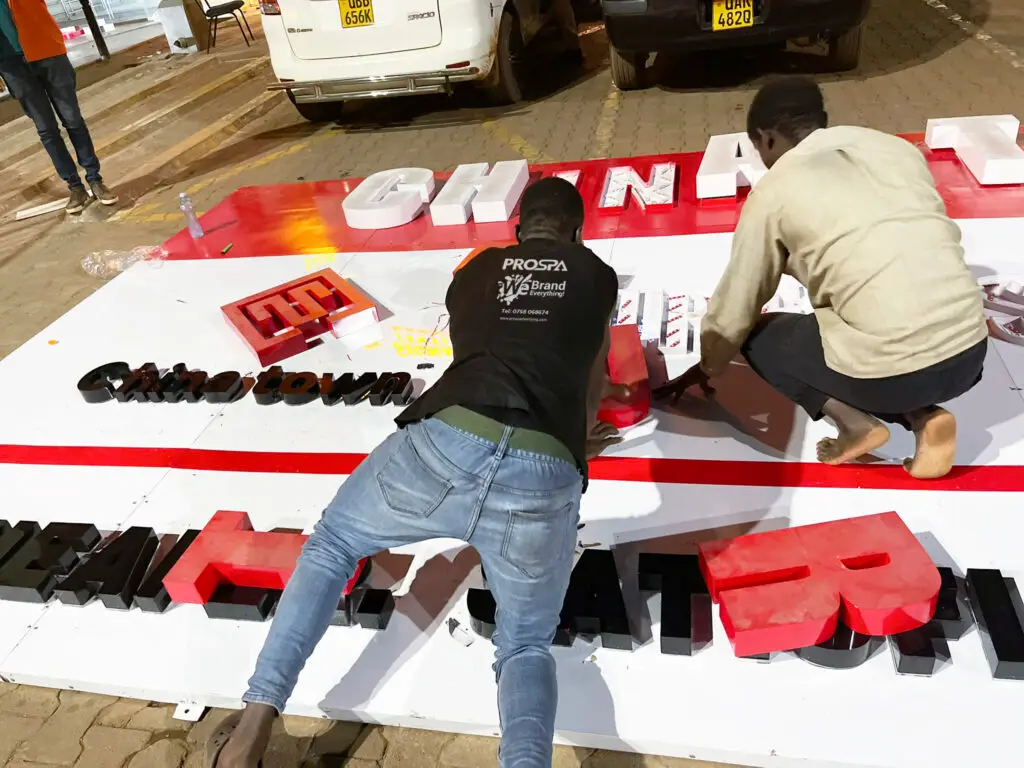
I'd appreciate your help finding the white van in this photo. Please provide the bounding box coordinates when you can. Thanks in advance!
[259,0,589,121]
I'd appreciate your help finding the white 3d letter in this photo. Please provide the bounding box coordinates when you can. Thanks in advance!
[430,160,530,226]
[342,168,435,229]
[599,163,676,210]
[925,115,1024,186]
[696,133,768,199]
[554,169,582,187]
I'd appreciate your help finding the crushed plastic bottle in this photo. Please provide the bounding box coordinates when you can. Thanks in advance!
[81,245,168,279]
[179,192,204,239]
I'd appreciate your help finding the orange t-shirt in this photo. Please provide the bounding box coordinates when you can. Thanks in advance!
[9,0,66,62]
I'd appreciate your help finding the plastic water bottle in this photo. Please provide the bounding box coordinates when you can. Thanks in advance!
[179,192,204,239]
[81,246,167,279]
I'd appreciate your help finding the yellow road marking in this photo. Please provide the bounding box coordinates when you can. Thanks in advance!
[592,85,621,159]
[481,120,556,164]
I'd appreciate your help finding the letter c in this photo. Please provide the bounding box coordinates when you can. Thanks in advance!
[78,362,132,404]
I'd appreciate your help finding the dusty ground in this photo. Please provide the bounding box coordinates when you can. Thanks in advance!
[1,0,1022,765]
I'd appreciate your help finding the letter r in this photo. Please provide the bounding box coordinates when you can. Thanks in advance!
[698,512,941,656]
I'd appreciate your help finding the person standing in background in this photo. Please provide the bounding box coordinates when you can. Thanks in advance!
[0,0,117,214]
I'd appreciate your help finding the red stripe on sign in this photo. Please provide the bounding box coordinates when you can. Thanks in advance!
[1,444,1021,492]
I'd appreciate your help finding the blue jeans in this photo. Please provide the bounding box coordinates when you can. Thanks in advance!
[0,54,101,190]
[244,417,583,768]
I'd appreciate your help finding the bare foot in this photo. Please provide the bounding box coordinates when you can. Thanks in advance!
[212,706,275,768]
[816,422,890,465]
[817,398,890,465]
[904,408,957,479]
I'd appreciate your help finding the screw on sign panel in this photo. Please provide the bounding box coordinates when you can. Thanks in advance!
[220,269,379,366]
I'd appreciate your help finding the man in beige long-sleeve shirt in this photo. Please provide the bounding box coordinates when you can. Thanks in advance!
[657,77,988,479]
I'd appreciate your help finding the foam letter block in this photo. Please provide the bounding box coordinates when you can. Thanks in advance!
[925,115,1024,186]
[221,269,379,366]
[430,161,529,226]
[980,280,1024,316]
[598,163,676,213]
[698,512,941,657]
[696,133,768,199]
[638,291,664,344]
[597,324,651,429]
[342,167,436,230]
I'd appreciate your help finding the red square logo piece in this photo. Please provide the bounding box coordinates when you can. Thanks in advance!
[699,512,941,657]
[221,269,378,366]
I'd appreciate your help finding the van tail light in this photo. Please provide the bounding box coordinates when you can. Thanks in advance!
[260,0,281,14]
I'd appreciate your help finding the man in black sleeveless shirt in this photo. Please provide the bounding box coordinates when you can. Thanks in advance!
[215,178,622,768]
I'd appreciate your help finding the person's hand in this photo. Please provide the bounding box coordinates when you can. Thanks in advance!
[586,421,622,459]
[653,363,715,403]
[602,378,632,402]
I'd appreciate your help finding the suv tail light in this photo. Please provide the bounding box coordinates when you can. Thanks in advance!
[260,0,281,14]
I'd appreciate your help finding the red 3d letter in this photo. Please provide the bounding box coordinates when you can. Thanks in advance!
[597,323,650,429]
[163,511,365,604]
[699,512,940,657]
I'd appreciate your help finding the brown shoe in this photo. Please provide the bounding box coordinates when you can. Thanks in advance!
[89,181,119,206]
[66,187,90,215]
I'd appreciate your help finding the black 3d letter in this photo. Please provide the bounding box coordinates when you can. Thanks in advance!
[253,366,286,405]
[78,362,131,403]
[133,530,201,612]
[202,371,247,404]
[204,585,280,621]
[797,621,877,670]
[0,521,41,569]
[0,523,101,602]
[368,372,414,406]
[56,527,159,609]
[354,588,395,630]
[557,549,632,650]
[321,372,378,406]
[114,363,160,403]
[966,568,1024,680]
[638,553,712,656]
[467,588,497,640]
[280,372,320,406]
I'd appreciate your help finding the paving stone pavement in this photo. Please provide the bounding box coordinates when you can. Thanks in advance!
[0,682,737,767]
[1,1,1023,766]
